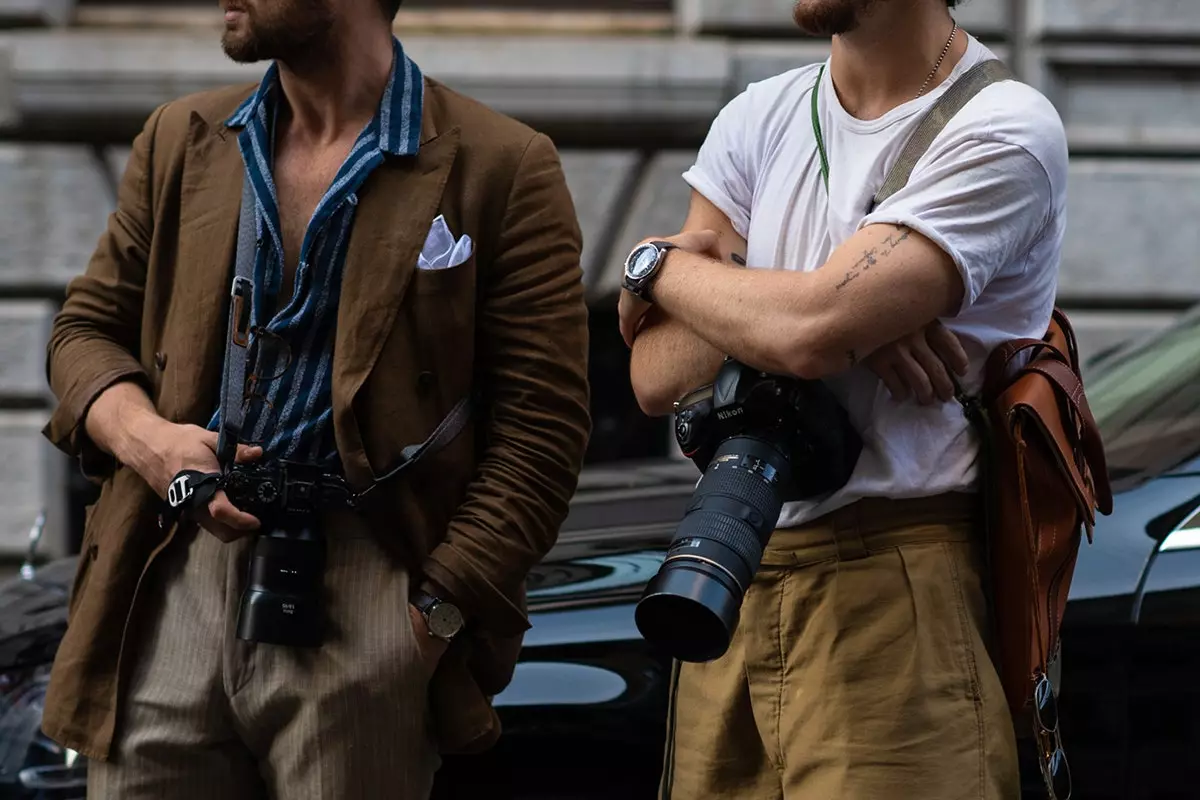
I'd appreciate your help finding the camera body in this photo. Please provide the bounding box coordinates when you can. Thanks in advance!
[225,461,351,649]
[636,359,862,663]
[223,460,352,524]
[674,360,860,503]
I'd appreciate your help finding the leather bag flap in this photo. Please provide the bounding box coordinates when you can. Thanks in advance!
[986,337,1114,537]
[993,355,1113,537]
[1002,375,1098,534]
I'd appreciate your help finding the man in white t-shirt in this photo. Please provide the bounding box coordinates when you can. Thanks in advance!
[618,0,1068,798]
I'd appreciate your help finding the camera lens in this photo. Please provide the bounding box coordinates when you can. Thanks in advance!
[635,436,791,663]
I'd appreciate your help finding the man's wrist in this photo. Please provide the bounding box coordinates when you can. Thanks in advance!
[415,580,460,613]
[115,408,173,477]
[651,247,684,310]
[414,580,469,641]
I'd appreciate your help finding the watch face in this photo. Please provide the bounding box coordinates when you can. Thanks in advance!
[427,602,464,640]
[627,244,661,281]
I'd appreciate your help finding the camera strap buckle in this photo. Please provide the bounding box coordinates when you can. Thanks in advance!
[158,469,223,530]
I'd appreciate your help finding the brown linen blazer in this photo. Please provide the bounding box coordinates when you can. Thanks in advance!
[40,76,592,761]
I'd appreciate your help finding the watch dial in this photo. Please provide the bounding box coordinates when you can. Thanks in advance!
[428,603,464,639]
[628,245,660,280]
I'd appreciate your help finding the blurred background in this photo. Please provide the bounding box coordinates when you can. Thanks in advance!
[0,0,1196,574]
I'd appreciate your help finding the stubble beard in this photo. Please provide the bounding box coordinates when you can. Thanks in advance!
[792,0,879,37]
[221,0,336,65]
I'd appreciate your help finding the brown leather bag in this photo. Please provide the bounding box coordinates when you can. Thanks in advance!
[960,307,1114,722]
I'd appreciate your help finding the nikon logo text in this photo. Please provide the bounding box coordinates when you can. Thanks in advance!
[716,408,744,421]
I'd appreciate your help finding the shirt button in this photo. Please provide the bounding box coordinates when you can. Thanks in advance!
[416,371,435,393]
[154,352,168,371]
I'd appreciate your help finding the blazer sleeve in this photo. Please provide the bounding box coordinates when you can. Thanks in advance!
[420,132,592,637]
[42,104,167,481]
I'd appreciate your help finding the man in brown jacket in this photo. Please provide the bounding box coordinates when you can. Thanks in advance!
[40,0,591,796]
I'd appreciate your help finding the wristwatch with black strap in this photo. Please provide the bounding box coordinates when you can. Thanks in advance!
[622,240,677,302]
[412,590,466,643]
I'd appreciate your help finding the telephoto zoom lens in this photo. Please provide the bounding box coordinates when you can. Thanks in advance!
[636,436,792,663]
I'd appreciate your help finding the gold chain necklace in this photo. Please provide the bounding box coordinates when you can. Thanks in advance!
[915,21,958,99]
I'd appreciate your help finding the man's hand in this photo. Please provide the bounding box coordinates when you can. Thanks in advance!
[619,229,724,348]
[138,422,264,542]
[408,604,450,676]
[862,321,969,405]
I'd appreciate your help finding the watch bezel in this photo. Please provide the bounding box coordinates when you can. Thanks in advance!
[623,240,676,298]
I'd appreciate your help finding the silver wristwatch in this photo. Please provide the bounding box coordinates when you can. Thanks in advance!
[413,592,465,643]
[622,240,677,302]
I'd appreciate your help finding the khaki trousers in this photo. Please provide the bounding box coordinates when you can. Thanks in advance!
[660,495,1019,800]
[88,518,439,800]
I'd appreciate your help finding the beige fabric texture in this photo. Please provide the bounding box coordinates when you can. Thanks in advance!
[88,520,439,800]
[660,496,1019,800]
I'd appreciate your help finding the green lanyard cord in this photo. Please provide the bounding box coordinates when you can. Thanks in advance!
[811,64,830,192]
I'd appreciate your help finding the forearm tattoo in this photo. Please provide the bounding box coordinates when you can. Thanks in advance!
[835,225,912,292]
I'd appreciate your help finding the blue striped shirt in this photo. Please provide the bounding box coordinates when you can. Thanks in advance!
[210,38,424,467]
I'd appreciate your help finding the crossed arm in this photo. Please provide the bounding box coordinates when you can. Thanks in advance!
[627,191,968,416]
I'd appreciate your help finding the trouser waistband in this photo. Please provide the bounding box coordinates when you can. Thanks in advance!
[762,493,980,568]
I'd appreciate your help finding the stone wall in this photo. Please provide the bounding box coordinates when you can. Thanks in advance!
[0,0,1192,557]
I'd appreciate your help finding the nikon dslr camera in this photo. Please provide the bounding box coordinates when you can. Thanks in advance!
[635,359,863,663]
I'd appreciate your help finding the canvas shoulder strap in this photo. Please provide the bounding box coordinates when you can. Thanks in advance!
[871,59,1013,209]
[810,58,1014,204]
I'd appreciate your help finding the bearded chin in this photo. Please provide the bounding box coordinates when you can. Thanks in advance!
[221,1,334,65]
[792,0,871,37]
[222,29,268,64]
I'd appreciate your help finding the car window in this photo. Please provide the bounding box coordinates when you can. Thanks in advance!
[1087,306,1200,489]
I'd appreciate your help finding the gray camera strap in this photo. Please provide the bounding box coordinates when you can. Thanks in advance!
[215,174,259,467]
[159,176,258,529]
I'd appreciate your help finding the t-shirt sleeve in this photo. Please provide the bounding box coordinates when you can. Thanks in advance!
[682,88,759,239]
[860,137,1056,313]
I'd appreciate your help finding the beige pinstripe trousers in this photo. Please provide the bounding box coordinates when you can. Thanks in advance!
[88,518,439,799]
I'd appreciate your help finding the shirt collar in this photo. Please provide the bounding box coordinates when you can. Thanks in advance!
[225,37,424,157]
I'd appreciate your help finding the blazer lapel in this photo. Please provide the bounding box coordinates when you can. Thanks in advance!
[171,112,244,425]
[333,123,462,486]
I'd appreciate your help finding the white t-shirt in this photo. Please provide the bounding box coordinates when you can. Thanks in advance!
[682,35,1069,529]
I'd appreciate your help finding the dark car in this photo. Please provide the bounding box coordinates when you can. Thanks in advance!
[4,308,1200,799]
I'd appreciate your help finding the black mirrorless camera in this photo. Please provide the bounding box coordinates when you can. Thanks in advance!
[223,461,353,649]
[634,359,863,663]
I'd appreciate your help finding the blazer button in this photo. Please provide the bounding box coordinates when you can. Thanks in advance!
[416,371,434,393]
[154,352,168,371]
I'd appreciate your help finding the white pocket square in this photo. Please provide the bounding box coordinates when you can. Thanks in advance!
[418,215,473,271]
